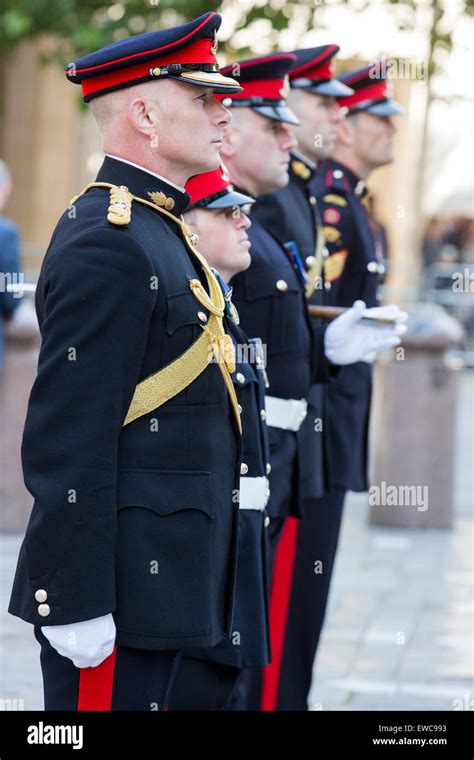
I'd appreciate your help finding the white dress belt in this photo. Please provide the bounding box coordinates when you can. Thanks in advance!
[239,476,270,511]
[265,395,308,432]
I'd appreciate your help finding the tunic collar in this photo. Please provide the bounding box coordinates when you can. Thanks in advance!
[96,155,191,216]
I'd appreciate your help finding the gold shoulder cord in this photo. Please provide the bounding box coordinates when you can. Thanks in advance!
[70,183,242,432]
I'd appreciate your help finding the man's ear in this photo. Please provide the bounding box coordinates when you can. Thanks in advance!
[128,97,156,138]
[220,124,238,159]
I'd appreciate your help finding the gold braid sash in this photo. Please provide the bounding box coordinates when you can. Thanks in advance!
[70,183,242,432]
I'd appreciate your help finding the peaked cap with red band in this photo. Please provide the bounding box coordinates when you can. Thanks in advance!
[215,53,300,125]
[338,61,404,116]
[289,45,353,98]
[66,12,242,102]
[186,164,255,210]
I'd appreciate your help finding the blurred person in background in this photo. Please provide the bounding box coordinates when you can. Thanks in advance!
[0,160,22,380]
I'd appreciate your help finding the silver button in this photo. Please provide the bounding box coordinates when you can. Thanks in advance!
[333,169,343,179]
[236,372,245,384]
[266,463,272,475]
[309,196,317,205]
[264,516,270,528]
[260,409,266,421]
[222,97,233,108]
[38,604,50,617]
[378,263,386,275]
[35,589,47,603]
[367,261,378,273]
[238,404,242,414]
[324,281,332,291]
[306,255,316,267]
[240,463,249,475]
[197,311,208,323]
[276,279,288,292]
[323,247,329,258]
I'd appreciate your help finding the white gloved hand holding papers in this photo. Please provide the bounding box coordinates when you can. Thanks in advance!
[324,300,408,366]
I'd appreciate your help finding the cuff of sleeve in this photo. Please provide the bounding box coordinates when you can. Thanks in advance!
[8,536,116,626]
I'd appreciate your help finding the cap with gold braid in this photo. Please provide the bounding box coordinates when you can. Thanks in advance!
[66,12,242,101]
[215,53,300,125]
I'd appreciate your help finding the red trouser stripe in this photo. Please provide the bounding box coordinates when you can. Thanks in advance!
[77,646,117,711]
[261,517,300,711]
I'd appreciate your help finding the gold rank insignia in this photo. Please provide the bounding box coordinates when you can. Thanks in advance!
[147,190,175,211]
[322,225,341,243]
[107,185,133,226]
[324,249,348,282]
[322,193,347,207]
[291,160,311,181]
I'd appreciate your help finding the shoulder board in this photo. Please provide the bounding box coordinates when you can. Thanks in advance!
[322,194,348,207]
[107,185,133,226]
[69,182,186,230]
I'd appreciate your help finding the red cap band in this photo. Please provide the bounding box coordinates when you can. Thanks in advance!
[185,165,232,205]
[81,38,217,99]
[342,79,388,110]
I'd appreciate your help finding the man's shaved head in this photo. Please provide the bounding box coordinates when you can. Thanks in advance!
[90,81,169,131]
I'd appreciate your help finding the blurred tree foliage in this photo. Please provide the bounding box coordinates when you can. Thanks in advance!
[0,0,218,58]
[0,0,472,74]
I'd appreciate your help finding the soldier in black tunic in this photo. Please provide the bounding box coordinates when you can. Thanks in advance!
[214,53,407,710]
[168,165,273,709]
[8,13,248,711]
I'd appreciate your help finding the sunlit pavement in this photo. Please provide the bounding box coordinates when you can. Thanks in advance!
[309,370,474,711]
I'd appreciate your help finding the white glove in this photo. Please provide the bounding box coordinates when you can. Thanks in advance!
[324,300,408,366]
[42,613,116,669]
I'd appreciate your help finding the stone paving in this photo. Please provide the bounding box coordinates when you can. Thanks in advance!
[308,369,474,711]
[1,372,472,711]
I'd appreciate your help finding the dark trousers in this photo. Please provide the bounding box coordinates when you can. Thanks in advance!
[34,627,181,711]
[227,516,285,710]
[229,489,346,711]
[168,657,241,711]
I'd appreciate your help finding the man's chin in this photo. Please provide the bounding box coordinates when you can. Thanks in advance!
[377,153,394,168]
[194,151,222,174]
[269,168,290,192]
[279,169,291,189]
[236,250,252,274]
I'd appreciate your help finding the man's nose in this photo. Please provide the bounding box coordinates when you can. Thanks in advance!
[281,124,297,151]
[236,211,251,230]
[330,104,344,124]
[213,98,232,128]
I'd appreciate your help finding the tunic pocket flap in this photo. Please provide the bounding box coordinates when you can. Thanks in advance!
[166,289,208,335]
[117,469,215,518]
[244,268,300,301]
[232,359,258,387]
